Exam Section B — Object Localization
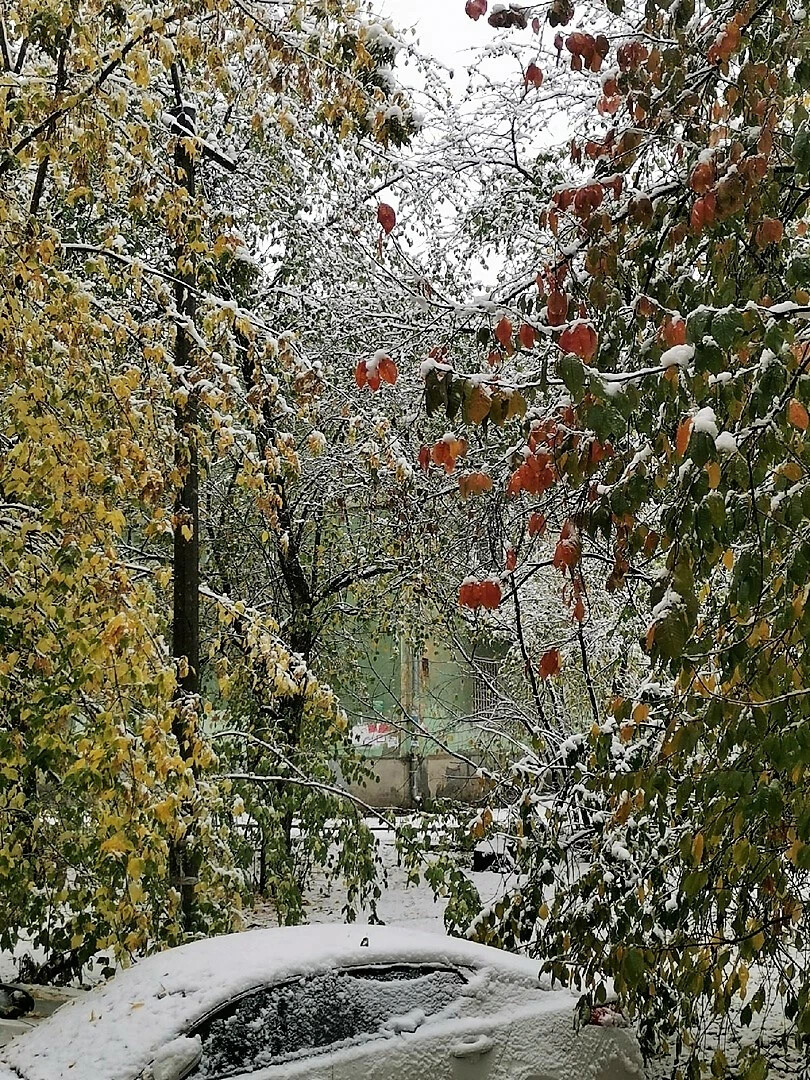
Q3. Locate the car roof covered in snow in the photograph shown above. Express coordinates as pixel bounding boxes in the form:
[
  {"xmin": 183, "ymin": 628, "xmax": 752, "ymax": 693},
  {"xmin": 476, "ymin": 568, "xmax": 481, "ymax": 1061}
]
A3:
[{"xmin": 2, "ymin": 925, "xmax": 563, "ymax": 1080}]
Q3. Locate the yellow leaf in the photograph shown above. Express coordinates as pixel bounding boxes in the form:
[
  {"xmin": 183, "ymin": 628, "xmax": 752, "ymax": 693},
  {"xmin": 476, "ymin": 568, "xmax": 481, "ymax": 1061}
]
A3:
[
  {"xmin": 127, "ymin": 856, "xmax": 145, "ymax": 880},
  {"xmin": 632, "ymin": 702, "xmax": 650, "ymax": 724},
  {"xmin": 100, "ymin": 833, "xmax": 132, "ymax": 855},
  {"xmin": 692, "ymin": 832, "xmax": 705, "ymax": 865}
]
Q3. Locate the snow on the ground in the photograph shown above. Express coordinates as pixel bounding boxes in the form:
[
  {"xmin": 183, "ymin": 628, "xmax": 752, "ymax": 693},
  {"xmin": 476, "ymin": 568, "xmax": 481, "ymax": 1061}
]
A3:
[{"xmin": 245, "ymin": 826, "xmax": 513, "ymax": 935}]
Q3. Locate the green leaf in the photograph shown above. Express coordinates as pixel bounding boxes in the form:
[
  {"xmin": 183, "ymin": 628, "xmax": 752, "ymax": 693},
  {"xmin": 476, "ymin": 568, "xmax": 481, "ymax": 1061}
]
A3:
[
  {"xmin": 558, "ymin": 353, "xmax": 586, "ymax": 398},
  {"xmin": 425, "ymin": 368, "xmax": 448, "ymax": 417},
  {"xmin": 794, "ymin": 123, "xmax": 810, "ymax": 175}
]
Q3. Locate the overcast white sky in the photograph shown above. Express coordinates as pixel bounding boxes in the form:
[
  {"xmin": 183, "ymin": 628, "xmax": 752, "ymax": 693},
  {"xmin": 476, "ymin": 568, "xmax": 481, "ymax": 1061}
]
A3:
[{"xmin": 373, "ymin": 0, "xmax": 492, "ymax": 70}]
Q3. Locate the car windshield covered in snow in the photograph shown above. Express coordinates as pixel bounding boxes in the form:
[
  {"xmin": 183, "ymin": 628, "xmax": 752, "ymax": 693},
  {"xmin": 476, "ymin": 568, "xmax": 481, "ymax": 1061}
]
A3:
[{"xmin": 189, "ymin": 964, "xmax": 469, "ymax": 1077}]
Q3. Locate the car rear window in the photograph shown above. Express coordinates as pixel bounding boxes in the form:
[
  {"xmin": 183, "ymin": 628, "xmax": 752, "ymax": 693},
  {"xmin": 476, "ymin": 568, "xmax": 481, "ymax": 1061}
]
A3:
[{"xmin": 188, "ymin": 964, "xmax": 468, "ymax": 1078}]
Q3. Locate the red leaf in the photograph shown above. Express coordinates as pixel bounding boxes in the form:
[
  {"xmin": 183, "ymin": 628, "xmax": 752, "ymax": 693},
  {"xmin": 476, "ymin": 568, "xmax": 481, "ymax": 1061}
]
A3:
[
  {"xmin": 662, "ymin": 316, "xmax": 686, "ymax": 347},
  {"xmin": 539, "ymin": 648, "xmax": 561, "ymax": 680},
  {"xmin": 465, "ymin": 0, "xmax": 487, "ymax": 19},
  {"xmin": 524, "ymin": 62, "xmax": 544, "ymax": 88},
  {"xmin": 528, "ymin": 512, "xmax": 546, "ymax": 537},
  {"xmin": 377, "ymin": 203, "xmax": 396, "ymax": 235},
  {"xmin": 480, "ymin": 580, "xmax": 502, "ymax": 610},
  {"xmin": 495, "ymin": 316, "xmax": 513, "ymax": 349},
  {"xmin": 552, "ymin": 520, "xmax": 581, "ymax": 573},
  {"xmin": 689, "ymin": 160, "xmax": 714, "ymax": 194},
  {"xmin": 519, "ymin": 323, "xmax": 536, "ymax": 349},
  {"xmin": 378, "ymin": 355, "xmax": 398, "ymax": 385},
  {"xmin": 354, "ymin": 361, "xmax": 367, "ymax": 387},
  {"xmin": 458, "ymin": 582, "xmax": 477, "ymax": 608},
  {"xmin": 546, "ymin": 291, "xmax": 568, "ymax": 326},
  {"xmin": 418, "ymin": 445, "xmax": 430, "ymax": 472},
  {"xmin": 505, "ymin": 547, "xmax": 517, "ymax": 572},
  {"xmin": 573, "ymin": 183, "xmax": 604, "ymax": 219},
  {"xmin": 459, "ymin": 579, "xmax": 501, "ymax": 611},
  {"xmin": 559, "ymin": 322, "xmax": 598, "ymax": 362}
]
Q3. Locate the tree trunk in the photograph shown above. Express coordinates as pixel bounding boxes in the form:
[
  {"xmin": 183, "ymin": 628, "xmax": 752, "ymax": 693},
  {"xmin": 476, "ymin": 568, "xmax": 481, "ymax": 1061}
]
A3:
[{"xmin": 169, "ymin": 90, "xmax": 200, "ymax": 929}]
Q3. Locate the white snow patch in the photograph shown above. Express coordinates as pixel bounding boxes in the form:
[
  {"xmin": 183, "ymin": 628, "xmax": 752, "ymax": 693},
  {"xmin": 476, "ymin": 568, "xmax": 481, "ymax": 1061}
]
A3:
[
  {"xmin": 659, "ymin": 344, "xmax": 694, "ymax": 369},
  {"xmin": 692, "ymin": 407, "xmax": 718, "ymax": 438},
  {"xmin": 714, "ymin": 431, "xmax": 737, "ymax": 453}
]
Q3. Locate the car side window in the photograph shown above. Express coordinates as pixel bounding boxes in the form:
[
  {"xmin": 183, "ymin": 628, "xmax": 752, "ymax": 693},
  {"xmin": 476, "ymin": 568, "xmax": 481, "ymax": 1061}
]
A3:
[{"xmin": 187, "ymin": 964, "xmax": 468, "ymax": 1079}]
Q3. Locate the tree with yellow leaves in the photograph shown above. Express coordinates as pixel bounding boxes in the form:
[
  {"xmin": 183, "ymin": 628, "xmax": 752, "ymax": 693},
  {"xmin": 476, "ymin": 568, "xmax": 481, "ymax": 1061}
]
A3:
[{"xmin": 0, "ymin": 0, "xmax": 415, "ymax": 975}]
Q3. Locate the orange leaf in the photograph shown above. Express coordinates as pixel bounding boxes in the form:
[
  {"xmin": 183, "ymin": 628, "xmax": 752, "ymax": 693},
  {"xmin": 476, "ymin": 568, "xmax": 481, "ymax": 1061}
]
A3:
[
  {"xmin": 354, "ymin": 361, "xmax": 367, "ymax": 388},
  {"xmin": 539, "ymin": 649, "xmax": 561, "ymax": 679},
  {"xmin": 676, "ymin": 417, "xmax": 693, "ymax": 457},
  {"xmin": 755, "ymin": 217, "xmax": 783, "ymax": 249},
  {"xmin": 788, "ymin": 398, "xmax": 809, "ymax": 431},
  {"xmin": 459, "ymin": 471, "xmax": 493, "ymax": 499},
  {"xmin": 467, "ymin": 385, "xmax": 492, "ymax": 424}
]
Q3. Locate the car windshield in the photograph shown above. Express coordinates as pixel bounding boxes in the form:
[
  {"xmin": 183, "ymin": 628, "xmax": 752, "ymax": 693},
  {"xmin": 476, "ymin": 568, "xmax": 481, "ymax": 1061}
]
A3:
[{"xmin": 188, "ymin": 964, "xmax": 468, "ymax": 1078}]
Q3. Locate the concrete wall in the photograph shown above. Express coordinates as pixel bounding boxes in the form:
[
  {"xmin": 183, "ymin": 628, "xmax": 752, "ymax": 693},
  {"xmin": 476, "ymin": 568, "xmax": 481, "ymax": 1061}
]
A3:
[
  {"xmin": 349, "ymin": 756, "xmax": 412, "ymax": 808},
  {"xmin": 346, "ymin": 752, "xmax": 486, "ymax": 809}
]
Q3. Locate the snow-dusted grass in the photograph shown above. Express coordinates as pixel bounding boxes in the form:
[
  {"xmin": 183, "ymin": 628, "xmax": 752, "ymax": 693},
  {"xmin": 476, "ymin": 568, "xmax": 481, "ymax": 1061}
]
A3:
[{"xmin": 245, "ymin": 825, "xmax": 513, "ymax": 934}]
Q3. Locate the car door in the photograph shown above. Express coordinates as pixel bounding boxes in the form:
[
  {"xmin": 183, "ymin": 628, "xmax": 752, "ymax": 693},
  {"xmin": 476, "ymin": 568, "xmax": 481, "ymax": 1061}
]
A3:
[
  {"xmin": 183, "ymin": 962, "xmax": 475, "ymax": 1080},
  {"xmin": 325, "ymin": 964, "xmax": 489, "ymax": 1080}
]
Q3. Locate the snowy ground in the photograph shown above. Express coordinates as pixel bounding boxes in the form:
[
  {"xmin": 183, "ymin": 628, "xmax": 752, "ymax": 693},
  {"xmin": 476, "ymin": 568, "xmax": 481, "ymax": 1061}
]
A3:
[{"xmin": 245, "ymin": 826, "xmax": 510, "ymax": 934}]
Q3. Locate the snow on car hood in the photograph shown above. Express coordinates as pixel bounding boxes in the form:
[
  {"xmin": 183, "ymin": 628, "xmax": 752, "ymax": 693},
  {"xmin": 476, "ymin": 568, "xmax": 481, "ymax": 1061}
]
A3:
[{"xmin": 2, "ymin": 925, "xmax": 565, "ymax": 1080}]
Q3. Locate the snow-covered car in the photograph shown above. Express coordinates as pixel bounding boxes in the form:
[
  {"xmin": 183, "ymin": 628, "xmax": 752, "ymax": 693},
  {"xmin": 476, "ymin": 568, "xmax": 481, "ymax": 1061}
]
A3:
[{"xmin": 0, "ymin": 925, "xmax": 644, "ymax": 1080}]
